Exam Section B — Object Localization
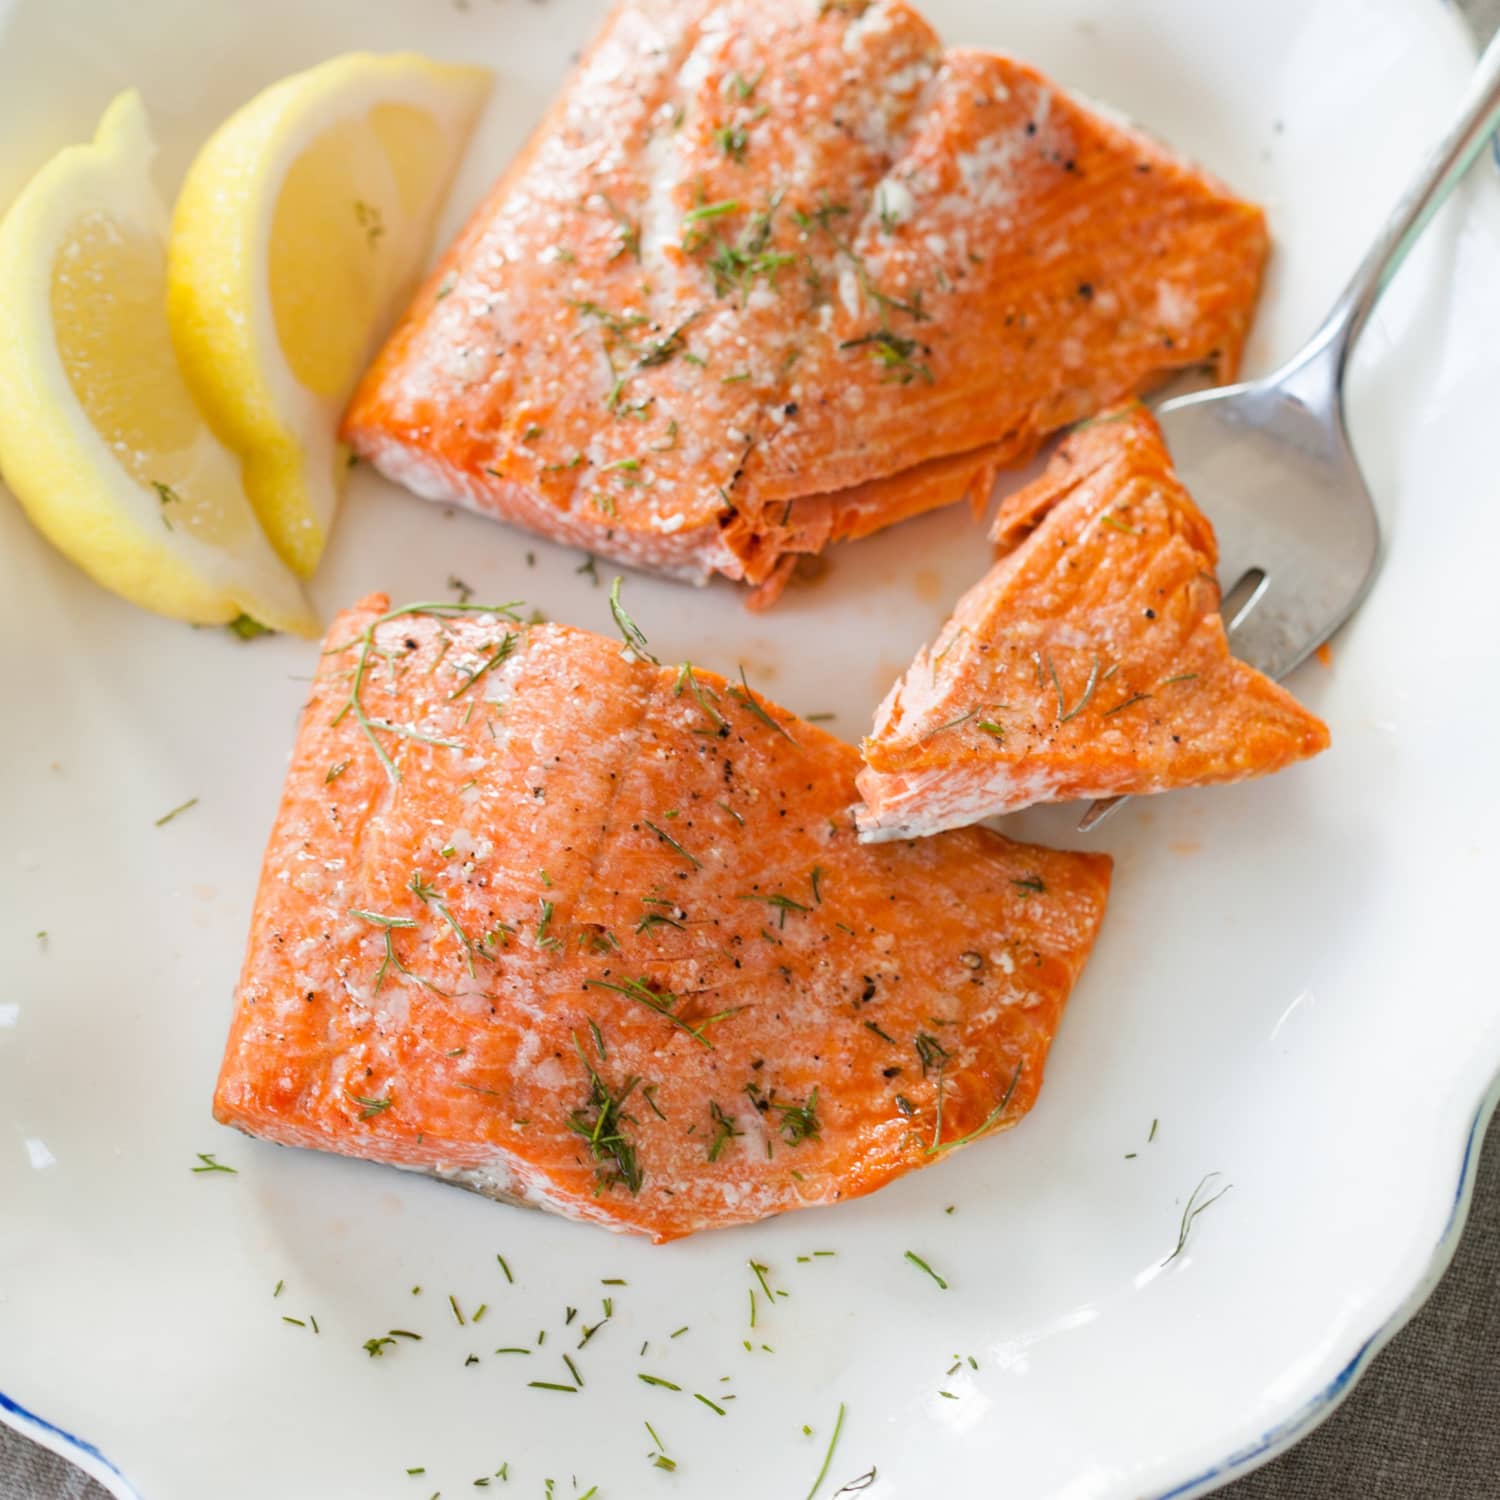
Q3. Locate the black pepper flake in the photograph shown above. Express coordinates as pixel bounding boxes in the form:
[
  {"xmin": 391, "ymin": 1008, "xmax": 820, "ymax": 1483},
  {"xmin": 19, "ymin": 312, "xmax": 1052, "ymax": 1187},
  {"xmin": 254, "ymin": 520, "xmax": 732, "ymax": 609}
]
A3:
[
  {"xmin": 1077, "ymin": 282, "xmax": 1094, "ymax": 300},
  {"xmin": 1145, "ymin": 608, "xmax": 1156, "ymax": 620}
]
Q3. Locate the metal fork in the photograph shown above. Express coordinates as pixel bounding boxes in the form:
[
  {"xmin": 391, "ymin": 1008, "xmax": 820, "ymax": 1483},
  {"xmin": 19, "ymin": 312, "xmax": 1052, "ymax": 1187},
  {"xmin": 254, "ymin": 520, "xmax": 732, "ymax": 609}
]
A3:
[{"xmin": 1079, "ymin": 30, "xmax": 1500, "ymax": 832}]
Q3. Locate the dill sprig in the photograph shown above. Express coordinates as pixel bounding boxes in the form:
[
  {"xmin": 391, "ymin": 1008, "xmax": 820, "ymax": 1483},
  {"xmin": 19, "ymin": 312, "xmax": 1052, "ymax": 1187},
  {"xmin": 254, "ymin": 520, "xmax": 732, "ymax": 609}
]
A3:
[
  {"xmin": 728, "ymin": 666, "xmax": 795, "ymax": 742},
  {"xmin": 448, "ymin": 633, "xmax": 516, "ymax": 701},
  {"xmin": 191, "ymin": 1152, "xmax": 236, "ymax": 1174},
  {"xmin": 608, "ymin": 576, "xmax": 659, "ymax": 664},
  {"xmin": 584, "ymin": 976, "xmax": 718, "ymax": 1048},
  {"xmin": 1049, "ymin": 652, "xmax": 1103, "ymax": 724},
  {"xmin": 674, "ymin": 661, "xmax": 727, "ymax": 731},
  {"xmin": 350, "ymin": 908, "xmax": 444, "ymax": 997},
  {"xmin": 924, "ymin": 1062, "xmax": 1024, "ymax": 1156},
  {"xmin": 326, "ymin": 601, "xmax": 523, "ymax": 785},
  {"xmin": 913, "ymin": 1032, "xmax": 949, "ymax": 1079},
  {"xmin": 408, "ymin": 870, "xmax": 482, "ymax": 978},
  {"xmin": 1161, "ymin": 1172, "xmax": 1232, "ymax": 1266}
]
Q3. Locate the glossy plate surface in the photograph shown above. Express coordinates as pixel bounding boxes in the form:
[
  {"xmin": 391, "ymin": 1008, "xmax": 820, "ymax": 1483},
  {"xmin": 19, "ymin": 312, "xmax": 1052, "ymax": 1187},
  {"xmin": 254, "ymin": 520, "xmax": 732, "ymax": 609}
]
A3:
[{"xmin": 2, "ymin": 1, "xmax": 1498, "ymax": 1496}]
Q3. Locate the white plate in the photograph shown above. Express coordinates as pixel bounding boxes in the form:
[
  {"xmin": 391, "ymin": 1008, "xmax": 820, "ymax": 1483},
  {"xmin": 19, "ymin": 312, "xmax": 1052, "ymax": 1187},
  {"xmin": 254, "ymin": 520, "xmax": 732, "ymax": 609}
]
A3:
[{"xmin": 3, "ymin": 2, "xmax": 1499, "ymax": 1497}]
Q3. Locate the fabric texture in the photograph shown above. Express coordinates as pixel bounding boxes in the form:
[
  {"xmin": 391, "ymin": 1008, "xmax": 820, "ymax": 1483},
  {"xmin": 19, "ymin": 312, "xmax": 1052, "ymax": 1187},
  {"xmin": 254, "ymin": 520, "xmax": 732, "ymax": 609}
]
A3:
[{"xmin": 3, "ymin": 0, "xmax": 1498, "ymax": 1492}]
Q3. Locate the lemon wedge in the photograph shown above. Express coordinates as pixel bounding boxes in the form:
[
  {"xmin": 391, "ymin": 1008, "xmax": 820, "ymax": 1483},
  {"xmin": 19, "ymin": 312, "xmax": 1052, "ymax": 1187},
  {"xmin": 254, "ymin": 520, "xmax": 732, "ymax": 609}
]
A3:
[
  {"xmin": 167, "ymin": 53, "xmax": 491, "ymax": 576},
  {"xmin": 0, "ymin": 91, "xmax": 318, "ymax": 634}
]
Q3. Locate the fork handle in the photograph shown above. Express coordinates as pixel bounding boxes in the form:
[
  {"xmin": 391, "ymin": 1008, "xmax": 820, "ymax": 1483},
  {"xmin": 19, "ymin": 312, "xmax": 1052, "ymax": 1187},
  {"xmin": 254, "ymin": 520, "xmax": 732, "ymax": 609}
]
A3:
[{"xmin": 1311, "ymin": 28, "xmax": 1500, "ymax": 374}]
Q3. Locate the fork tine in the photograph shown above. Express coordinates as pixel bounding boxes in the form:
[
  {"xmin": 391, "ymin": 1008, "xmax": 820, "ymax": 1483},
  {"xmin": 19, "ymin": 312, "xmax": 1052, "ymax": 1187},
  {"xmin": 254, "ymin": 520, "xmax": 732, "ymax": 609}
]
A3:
[{"xmin": 1076, "ymin": 796, "xmax": 1123, "ymax": 831}]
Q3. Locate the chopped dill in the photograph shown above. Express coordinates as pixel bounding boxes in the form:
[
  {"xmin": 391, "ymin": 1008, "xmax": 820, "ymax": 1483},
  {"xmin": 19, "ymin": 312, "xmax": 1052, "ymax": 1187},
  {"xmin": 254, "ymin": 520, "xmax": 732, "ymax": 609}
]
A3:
[
  {"xmin": 565, "ymin": 1037, "xmax": 644, "ymax": 1194},
  {"xmin": 740, "ymin": 890, "xmax": 809, "ymax": 927},
  {"xmin": 643, "ymin": 819, "xmax": 702, "ymax": 869},
  {"xmin": 708, "ymin": 1099, "xmax": 743, "ymax": 1161},
  {"xmin": 348, "ymin": 1092, "xmax": 393, "ymax": 1120},
  {"xmin": 803, "ymin": 1402, "xmax": 846, "ymax": 1500},
  {"xmin": 838, "ymin": 328, "xmax": 933, "ymax": 384},
  {"xmin": 767, "ymin": 1089, "xmax": 820, "ymax": 1146},
  {"xmin": 715, "ymin": 122, "xmax": 750, "ymax": 161},
  {"xmin": 191, "ymin": 1152, "xmax": 236, "ymax": 1174},
  {"xmin": 903, "ymin": 1250, "xmax": 948, "ymax": 1289},
  {"xmin": 155, "ymin": 796, "xmax": 199, "ymax": 827},
  {"xmin": 227, "ymin": 614, "xmax": 270, "ymax": 641}
]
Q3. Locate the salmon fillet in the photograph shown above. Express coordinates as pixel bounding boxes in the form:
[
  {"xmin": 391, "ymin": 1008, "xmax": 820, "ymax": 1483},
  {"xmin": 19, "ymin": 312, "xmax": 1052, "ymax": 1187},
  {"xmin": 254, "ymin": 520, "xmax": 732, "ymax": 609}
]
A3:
[
  {"xmin": 213, "ymin": 593, "xmax": 1112, "ymax": 1240},
  {"xmin": 342, "ymin": 0, "xmax": 1268, "ymax": 603},
  {"xmin": 855, "ymin": 407, "xmax": 1330, "ymax": 840}
]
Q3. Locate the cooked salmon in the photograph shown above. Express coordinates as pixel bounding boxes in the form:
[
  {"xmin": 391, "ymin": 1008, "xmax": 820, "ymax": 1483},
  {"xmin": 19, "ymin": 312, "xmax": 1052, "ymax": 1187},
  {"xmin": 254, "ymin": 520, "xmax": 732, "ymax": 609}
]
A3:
[
  {"xmin": 855, "ymin": 407, "xmax": 1331, "ymax": 841},
  {"xmin": 213, "ymin": 593, "xmax": 1112, "ymax": 1240},
  {"xmin": 342, "ymin": 0, "xmax": 1268, "ymax": 606}
]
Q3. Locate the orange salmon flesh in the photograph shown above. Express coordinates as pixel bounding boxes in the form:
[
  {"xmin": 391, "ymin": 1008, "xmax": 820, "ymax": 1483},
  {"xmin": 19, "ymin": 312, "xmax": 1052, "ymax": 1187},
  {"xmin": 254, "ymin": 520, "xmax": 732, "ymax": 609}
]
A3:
[
  {"xmin": 855, "ymin": 407, "xmax": 1331, "ymax": 840},
  {"xmin": 343, "ymin": 0, "xmax": 1268, "ymax": 605},
  {"xmin": 214, "ymin": 595, "xmax": 1112, "ymax": 1239}
]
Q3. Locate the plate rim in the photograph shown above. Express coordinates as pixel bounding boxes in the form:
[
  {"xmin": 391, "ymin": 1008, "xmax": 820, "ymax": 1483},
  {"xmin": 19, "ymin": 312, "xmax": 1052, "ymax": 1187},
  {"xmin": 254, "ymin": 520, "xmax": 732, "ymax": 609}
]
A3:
[{"xmin": 2, "ymin": 2, "xmax": 1497, "ymax": 1495}]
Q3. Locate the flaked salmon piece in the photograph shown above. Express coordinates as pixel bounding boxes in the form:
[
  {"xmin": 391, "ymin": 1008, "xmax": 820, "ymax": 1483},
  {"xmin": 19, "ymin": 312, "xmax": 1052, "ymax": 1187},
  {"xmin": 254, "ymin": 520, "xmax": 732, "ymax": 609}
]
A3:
[
  {"xmin": 214, "ymin": 593, "xmax": 1111, "ymax": 1240},
  {"xmin": 855, "ymin": 407, "xmax": 1330, "ymax": 841},
  {"xmin": 342, "ymin": 0, "xmax": 1267, "ymax": 599}
]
